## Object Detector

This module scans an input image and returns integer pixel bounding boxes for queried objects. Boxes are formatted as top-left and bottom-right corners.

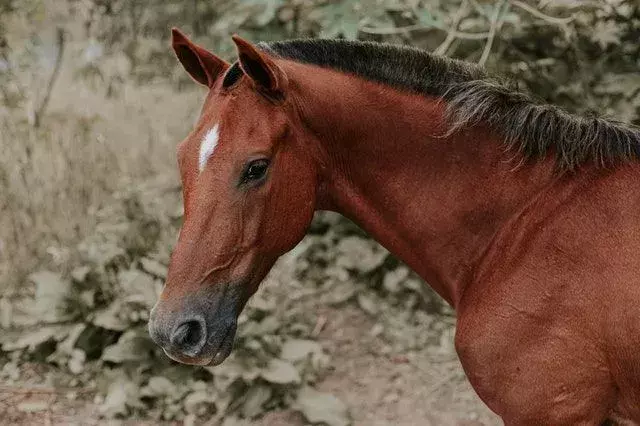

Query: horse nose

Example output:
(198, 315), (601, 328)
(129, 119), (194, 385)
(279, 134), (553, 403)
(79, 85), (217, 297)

(169, 318), (207, 356)
(148, 309), (208, 358)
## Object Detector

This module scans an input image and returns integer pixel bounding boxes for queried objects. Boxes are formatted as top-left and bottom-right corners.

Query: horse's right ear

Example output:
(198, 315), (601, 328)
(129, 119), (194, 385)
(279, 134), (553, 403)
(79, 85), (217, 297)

(171, 28), (229, 88)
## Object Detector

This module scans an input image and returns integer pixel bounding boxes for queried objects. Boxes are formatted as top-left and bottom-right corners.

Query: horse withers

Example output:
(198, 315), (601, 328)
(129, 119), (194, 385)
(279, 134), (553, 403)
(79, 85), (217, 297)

(148, 29), (640, 425)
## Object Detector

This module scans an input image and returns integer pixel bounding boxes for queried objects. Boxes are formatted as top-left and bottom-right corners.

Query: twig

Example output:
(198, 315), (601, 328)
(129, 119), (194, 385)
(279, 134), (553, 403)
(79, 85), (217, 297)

(311, 315), (327, 337)
(478, 0), (508, 67)
(468, 0), (491, 19)
(434, 0), (470, 56)
(359, 23), (490, 40)
(33, 27), (65, 128)
(510, 0), (574, 25)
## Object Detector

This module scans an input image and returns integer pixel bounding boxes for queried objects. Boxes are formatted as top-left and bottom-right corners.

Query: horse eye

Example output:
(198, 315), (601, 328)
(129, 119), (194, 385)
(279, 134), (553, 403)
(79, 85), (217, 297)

(242, 159), (269, 183)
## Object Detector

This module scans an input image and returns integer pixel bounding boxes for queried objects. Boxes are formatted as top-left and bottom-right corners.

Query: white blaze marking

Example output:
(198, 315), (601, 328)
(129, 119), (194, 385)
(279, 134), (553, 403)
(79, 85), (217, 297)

(198, 124), (219, 173)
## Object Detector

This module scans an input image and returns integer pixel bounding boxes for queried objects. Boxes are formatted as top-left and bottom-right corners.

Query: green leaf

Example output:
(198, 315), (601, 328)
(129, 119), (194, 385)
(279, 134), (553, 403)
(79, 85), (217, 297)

(252, 0), (283, 27)
(319, 0), (361, 39)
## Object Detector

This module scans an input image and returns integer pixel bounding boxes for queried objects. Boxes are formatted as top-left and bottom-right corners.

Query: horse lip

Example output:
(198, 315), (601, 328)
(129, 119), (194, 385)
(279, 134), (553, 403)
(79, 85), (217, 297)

(208, 322), (236, 366)
(162, 348), (213, 366)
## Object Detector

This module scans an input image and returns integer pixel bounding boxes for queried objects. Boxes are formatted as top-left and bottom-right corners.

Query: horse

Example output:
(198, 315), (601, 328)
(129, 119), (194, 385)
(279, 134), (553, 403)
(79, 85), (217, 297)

(148, 28), (640, 425)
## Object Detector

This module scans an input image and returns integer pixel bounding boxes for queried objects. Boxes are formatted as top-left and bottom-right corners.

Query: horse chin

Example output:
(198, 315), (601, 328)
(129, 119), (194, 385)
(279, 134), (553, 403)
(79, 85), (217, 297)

(209, 349), (231, 366)
(163, 349), (213, 366)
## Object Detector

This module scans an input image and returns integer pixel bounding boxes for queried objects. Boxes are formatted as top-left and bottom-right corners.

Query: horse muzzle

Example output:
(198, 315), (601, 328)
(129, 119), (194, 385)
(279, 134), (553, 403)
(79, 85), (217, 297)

(148, 283), (241, 366)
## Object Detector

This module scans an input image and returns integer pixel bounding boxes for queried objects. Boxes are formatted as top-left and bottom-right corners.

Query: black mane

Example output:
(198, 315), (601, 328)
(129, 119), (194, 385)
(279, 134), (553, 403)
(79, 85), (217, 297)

(258, 38), (640, 169)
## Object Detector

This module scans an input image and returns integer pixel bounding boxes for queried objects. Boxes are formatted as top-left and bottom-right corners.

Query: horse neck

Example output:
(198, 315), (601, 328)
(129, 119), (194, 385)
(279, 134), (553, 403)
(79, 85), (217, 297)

(287, 61), (558, 307)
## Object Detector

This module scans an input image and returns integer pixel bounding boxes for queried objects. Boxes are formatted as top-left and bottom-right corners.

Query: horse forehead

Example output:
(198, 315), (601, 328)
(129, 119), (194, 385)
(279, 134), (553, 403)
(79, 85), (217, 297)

(198, 123), (220, 173)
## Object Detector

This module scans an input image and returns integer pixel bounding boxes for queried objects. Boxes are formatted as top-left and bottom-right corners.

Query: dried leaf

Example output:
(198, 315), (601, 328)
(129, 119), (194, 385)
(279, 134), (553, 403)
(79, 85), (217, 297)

(357, 293), (379, 316)
(140, 376), (179, 399)
(68, 349), (86, 374)
(241, 385), (272, 418)
(260, 359), (301, 384)
(71, 265), (92, 282)
(183, 390), (214, 415)
(118, 269), (157, 308)
(280, 339), (322, 362)
(336, 236), (387, 273)
(139, 257), (168, 279)
(29, 270), (74, 323)
(2, 326), (58, 352)
(92, 301), (130, 331)
(99, 375), (141, 418)
(101, 330), (153, 363)
(0, 297), (12, 328)
(295, 387), (350, 426)
(383, 267), (410, 293)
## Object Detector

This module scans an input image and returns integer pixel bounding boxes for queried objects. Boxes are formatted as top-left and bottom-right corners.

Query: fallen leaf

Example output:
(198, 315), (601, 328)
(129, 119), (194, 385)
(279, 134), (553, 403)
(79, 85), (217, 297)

(183, 390), (214, 415)
(141, 376), (179, 399)
(241, 384), (272, 418)
(357, 293), (379, 316)
(260, 359), (301, 384)
(99, 375), (141, 418)
(139, 257), (168, 279)
(295, 386), (350, 426)
(71, 265), (92, 283)
(2, 326), (58, 352)
(280, 339), (322, 362)
(118, 269), (157, 308)
(92, 301), (130, 331)
(101, 330), (153, 363)
(29, 270), (74, 323)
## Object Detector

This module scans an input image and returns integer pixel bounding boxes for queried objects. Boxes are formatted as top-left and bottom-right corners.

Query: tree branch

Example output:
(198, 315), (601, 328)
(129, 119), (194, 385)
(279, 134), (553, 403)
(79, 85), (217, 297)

(33, 27), (65, 128)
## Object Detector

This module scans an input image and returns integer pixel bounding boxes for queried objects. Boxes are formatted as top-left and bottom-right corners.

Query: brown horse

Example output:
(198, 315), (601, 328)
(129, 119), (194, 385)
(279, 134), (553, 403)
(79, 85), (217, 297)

(148, 28), (640, 425)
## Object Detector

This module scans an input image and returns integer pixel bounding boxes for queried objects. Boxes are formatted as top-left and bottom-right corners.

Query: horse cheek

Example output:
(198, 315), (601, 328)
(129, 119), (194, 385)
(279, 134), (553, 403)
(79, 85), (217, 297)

(270, 157), (316, 254)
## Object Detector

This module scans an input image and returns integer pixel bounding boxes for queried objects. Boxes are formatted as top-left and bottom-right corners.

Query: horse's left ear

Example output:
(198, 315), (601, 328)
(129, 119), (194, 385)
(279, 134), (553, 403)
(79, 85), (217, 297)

(172, 28), (229, 88)
(232, 35), (287, 96)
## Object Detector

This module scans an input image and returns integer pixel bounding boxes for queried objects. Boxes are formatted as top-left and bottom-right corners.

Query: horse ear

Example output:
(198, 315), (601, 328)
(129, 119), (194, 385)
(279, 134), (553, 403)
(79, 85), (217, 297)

(172, 28), (229, 88)
(231, 35), (286, 95)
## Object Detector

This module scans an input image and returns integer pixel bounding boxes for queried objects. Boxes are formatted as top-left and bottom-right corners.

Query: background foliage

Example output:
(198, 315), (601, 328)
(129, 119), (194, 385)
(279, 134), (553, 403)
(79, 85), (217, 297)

(1, 0), (639, 424)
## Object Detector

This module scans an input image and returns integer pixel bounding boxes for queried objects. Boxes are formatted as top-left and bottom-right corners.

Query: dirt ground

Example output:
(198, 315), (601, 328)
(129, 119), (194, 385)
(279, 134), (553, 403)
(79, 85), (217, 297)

(1, 303), (499, 426)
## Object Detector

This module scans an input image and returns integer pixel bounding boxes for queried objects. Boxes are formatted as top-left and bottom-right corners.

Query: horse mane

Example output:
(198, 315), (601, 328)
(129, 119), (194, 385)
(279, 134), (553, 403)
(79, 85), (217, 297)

(256, 38), (640, 170)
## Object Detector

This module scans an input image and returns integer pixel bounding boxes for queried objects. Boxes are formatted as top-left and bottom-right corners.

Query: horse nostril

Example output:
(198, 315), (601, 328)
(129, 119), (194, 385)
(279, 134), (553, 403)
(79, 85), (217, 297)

(170, 319), (206, 356)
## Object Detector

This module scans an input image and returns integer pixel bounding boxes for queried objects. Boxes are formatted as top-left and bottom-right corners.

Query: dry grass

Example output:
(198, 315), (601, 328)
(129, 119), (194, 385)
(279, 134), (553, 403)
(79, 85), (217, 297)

(0, 48), (201, 293)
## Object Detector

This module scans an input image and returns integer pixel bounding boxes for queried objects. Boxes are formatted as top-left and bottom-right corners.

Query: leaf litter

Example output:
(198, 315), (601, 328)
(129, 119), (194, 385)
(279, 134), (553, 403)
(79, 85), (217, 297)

(0, 178), (459, 424)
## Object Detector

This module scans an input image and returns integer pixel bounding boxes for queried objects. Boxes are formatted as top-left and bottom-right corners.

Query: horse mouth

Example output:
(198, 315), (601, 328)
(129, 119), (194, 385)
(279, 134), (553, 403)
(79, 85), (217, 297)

(208, 322), (236, 366)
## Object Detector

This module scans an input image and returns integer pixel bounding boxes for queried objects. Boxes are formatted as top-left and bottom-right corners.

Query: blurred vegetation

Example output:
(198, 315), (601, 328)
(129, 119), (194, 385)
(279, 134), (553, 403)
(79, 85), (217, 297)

(0, 0), (639, 424)
(2, 0), (639, 119)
